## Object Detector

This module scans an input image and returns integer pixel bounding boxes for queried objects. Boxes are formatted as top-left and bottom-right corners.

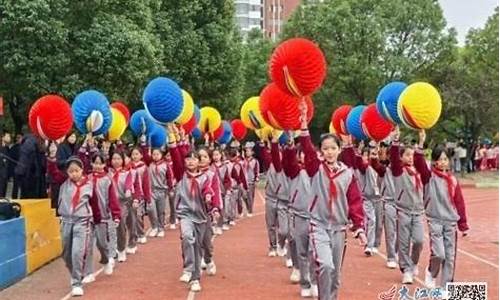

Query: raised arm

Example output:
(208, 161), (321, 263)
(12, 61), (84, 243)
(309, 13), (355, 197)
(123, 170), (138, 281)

(270, 142), (283, 172)
(389, 127), (403, 177)
(370, 158), (387, 177)
(283, 144), (300, 179)
(257, 142), (271, 172)
(414, 129), (431, 185)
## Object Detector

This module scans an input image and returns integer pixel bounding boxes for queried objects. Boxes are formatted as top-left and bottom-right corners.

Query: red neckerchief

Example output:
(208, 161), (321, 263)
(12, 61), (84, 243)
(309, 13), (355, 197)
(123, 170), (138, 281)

(322, 162), (345, 201)
(71, 177), (88, 211)
(132, 161), (145, 170)
(153, 159), (165, 177)
(199, 165), (210, 173)
(404, 165), (422, 192)
(110, 167), (122, 185)
(432, 167), (456, 201)
(186, 171), (201, 199)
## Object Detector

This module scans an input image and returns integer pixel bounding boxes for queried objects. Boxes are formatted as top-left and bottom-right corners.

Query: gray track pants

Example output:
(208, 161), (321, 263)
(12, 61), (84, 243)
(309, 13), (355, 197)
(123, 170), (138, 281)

(309, 224), (346, 300)
(428, 220), (458, 286)
(136, 200), (157, 237)
(277, 199), (289, 249)
(397, 211), (424, 274)
(202, 225), (214, 264)
(180, 218), (208, 282)
(150, 189), (167, 230)
(291, 214), (316, 289)
(84, 220), (117, 275)
(61, 219), (92, 288)
(384, 201), (397, 261)
(265, 197), (278, 250)
(245, 183), (256, 214)
(117, 200), (137, 251)
(363, 199), (383, 249)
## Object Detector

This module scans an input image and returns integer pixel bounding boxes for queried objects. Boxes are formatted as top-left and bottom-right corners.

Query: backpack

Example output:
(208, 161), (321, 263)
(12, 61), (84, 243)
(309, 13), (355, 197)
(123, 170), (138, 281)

(0, 198), (22, 220)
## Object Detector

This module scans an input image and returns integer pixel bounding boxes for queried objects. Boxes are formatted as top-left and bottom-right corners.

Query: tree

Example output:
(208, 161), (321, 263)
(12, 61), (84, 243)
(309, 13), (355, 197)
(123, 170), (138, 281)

(282, 0), (457, 138)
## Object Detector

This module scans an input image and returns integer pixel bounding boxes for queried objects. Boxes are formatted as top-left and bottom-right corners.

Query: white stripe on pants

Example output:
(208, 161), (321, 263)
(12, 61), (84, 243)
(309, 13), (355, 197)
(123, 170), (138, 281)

(309, 224), (346, 300)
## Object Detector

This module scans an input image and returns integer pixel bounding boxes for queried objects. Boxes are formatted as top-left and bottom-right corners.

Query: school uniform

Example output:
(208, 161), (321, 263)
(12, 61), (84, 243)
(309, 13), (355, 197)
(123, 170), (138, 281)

(166, 159), (178, 225)
(58, 177), (94, 289)
(200, 165), (222, 265)
(390, 142), (425, 275)
(170, 143), (216, 283)
(230, 156), (248, 216)
(149, 160), (175, 231)
(213, 160), (232, 227)
(84, 172), (121, 275)
(244, 156), (260, 214)
(282, 145), (316, 290)
(109, 168), (134, 252)
(300, 132), (364, 300)
(414, 149), (469, 286)
(130, 161), (153, 239)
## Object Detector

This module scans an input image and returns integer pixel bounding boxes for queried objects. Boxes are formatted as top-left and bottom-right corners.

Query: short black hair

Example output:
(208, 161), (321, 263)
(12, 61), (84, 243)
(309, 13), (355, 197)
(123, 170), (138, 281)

(185, 150), (200, 160)
(431, 145), (449, 161)
(319, 133), (340, 148)
(91, 152), (106, 164)
(66, 156), (83, 170)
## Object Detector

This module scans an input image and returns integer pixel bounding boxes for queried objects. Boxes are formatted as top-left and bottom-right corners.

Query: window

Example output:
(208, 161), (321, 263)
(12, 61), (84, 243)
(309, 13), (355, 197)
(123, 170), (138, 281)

(236, 3), (250, 14)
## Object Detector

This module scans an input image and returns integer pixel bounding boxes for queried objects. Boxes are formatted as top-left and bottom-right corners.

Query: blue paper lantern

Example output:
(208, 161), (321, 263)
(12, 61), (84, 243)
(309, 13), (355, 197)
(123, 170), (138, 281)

(192, 127), (202, 140)
(193, 105), (201, 124)
(346, 105), (368, 141)
(130, 110), (156, 137)
(147, 124), (167, 148)
(278, 132), (289, 145)
(217, 121), (233, 144)
(72, 90), (112, 135)
(376, 81), (407, 124)
(143, 77), (183, 124)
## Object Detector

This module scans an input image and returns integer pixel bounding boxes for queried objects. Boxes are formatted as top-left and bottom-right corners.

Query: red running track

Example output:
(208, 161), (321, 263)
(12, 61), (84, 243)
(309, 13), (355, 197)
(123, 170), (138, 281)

(0, 188), (498, 300)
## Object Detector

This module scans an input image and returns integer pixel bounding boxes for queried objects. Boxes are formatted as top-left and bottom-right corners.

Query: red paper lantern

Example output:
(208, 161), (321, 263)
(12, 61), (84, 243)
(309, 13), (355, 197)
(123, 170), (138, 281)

(360, 104), (394, 142)
(212, 122), (225, 140)
(331, 105), (352, 136)
(269, 38), (327, 97)
(111, 101), (130, 123)
(29, 95), (73, 140)
(231, 119), (247, 141)
(182, 114), (197, 134)
(259, 83), (314, 130)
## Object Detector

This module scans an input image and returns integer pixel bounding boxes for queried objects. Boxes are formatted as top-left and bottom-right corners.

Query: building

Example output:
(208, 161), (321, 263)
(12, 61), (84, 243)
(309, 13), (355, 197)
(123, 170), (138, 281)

(235, 0), (264, 38)
(263, 0), (301, 41)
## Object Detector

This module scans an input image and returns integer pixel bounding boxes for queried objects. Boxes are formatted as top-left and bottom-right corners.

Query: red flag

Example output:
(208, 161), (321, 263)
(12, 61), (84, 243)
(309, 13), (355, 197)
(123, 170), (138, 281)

(0, 97), (3, 116)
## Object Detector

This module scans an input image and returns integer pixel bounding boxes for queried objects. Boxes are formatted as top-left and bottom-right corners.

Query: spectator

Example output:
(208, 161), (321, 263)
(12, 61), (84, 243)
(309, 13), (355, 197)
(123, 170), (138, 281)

(14, 134), (47, 199)
(56, 132), (78, 171)
(479, 144), (488, 171)
(457, 142), (467, 176)
(486, 143), (496, 170)
(46, 140), (66, 213)
(9, 134), (23, 198)
(0, 132), (12, 198)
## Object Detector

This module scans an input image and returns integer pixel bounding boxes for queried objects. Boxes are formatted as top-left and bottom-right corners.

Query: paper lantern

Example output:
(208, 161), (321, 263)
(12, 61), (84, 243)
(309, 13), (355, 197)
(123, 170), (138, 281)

(329, 122), (337, 135)
(269, 38), (327, 97)
(107, 108), (127, 141)
(192, 127), (202, 140)
(278, 132), (289, 145)
(259, 83), (314, 130)
(217, 121), (233, 144)
(231, 119), (247, 141)
(198, 107), (222, 133)
(111, 102), (130, 123)
(331, 105), (352, 136)
(72, 90), (112, 135)
(182, 114), (198, 134)
(176, 90), (195, 125)
(143, 77), (183, 124)
(147, 124), (167, 148)
(213, 122), (225, 140)
(29, 95), (73, 140)
(193, 105), (201, 124)
(397, 82), (442, 129)
(130, 109), (156, 137)
(240, 96), (268, 129)
(346, 105), (367, 141)
(376, 82), (407, 124)
(360, 104), (394, 142)
(255, 126), (277, 142)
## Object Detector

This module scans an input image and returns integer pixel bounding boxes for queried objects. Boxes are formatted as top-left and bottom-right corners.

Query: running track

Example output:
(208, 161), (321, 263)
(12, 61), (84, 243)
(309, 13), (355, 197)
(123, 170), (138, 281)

(0, 188), (498, 300)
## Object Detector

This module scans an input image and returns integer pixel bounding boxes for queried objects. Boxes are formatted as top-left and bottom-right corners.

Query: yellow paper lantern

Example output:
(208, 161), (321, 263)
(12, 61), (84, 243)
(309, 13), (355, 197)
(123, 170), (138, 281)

(198, 107), (222, 133)
(329, 122), (337, 135)
(176, 90), (195, 125)
(255, 126), (281, 142)
(107, 108), (127, 141)
(397, 82), (442, 129)
(240, 96), (268, 130)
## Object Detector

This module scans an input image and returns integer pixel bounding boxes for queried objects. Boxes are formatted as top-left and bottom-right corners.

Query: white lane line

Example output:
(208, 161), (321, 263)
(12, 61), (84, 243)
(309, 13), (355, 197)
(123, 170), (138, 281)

(186, 290), (196, 300)
(60, 267), (104, 300)
(456, 248), (499, 269)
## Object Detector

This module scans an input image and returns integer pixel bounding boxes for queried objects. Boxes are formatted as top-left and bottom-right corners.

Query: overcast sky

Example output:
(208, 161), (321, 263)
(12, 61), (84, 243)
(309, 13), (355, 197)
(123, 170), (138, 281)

(439, 0), (498, 45)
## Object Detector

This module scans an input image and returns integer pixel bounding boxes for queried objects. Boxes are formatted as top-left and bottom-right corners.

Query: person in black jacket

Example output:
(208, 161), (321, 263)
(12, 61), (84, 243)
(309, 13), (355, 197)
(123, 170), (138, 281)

(14, 134), (47, 199)
(9, 134), (23, 199)
(0, 132), (12, 198)
(56, 132), (78, 170)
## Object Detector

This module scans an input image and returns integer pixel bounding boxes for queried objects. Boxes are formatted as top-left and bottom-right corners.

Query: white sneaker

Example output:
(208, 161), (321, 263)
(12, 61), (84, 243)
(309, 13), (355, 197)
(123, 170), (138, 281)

(413, 265), (419, 276)
(190, 280), (201, 292)
(207, 261), (217, 276)
(157, 230), (165, 238)
(169, 224), (176, 230)
(104, 261), (114, 275)
(71, 287), (84, 297)
(268, 249), (277, 257)
(117, 251), (127, 262)
(364, 247), (373, 256)
(285, 258), (293, 268)
(290, 268), (300, 283)
(247, 213), (253, 217)
(214, 227), (223, 235)
(82, 274), (95, 284)
(201, 260), (207, 270)
(222, 224), (230, 231)
(386, 260), (398, 269)
(229, 221), (236, 226)
(148, 228), (158, 237)
(137, 237), (147, 244)
(277, 246), (287, 257)
(371, 247), (379, 254)
(402, 272), (413, 284)
(238, 213), (244, 219)
(300, 288), (313, 298)
(179, 272), (192, 283)
(108, 257), (115, 267)
(126, 246), (137, 254)
(424, 268), (436, 289)
(311, 284), (318, 297)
